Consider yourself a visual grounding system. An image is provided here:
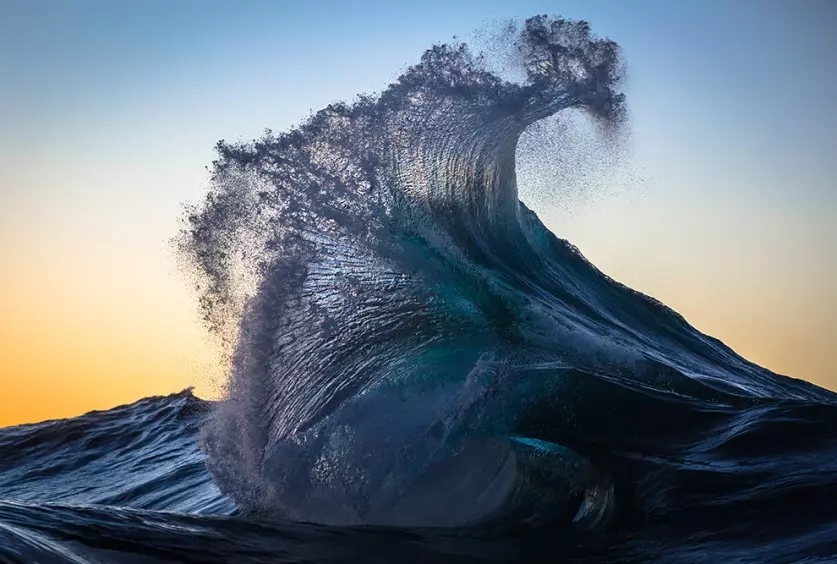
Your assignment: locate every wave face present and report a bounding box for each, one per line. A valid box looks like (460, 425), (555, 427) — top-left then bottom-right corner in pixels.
(3, 15), (837, 563)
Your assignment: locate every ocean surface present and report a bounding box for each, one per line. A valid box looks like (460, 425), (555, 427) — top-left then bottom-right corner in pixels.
(3, 16), (837, 563)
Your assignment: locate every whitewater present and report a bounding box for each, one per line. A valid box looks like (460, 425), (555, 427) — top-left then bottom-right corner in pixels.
(2, 16), (836, 563)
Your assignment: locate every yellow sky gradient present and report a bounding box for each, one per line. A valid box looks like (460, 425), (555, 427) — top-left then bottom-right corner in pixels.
(0, 239), (225, 426)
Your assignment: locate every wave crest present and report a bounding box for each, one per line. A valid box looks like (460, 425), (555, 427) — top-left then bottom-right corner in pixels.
(177, 15), (831, 527)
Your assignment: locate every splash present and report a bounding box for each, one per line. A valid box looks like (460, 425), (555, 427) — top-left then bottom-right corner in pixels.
(177, 15), (831, 528)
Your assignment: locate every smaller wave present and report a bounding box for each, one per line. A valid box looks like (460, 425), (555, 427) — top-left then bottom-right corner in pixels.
(0, 390), (232, 515)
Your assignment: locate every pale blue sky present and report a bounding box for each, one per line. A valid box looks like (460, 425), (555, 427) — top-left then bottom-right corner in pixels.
(1, 0), (835, 420)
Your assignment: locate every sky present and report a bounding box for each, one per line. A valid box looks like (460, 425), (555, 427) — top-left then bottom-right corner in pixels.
(1, 0), (835, 426)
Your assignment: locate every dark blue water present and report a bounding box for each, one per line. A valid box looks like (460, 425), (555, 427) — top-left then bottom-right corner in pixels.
(3, 15), (836, 563)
